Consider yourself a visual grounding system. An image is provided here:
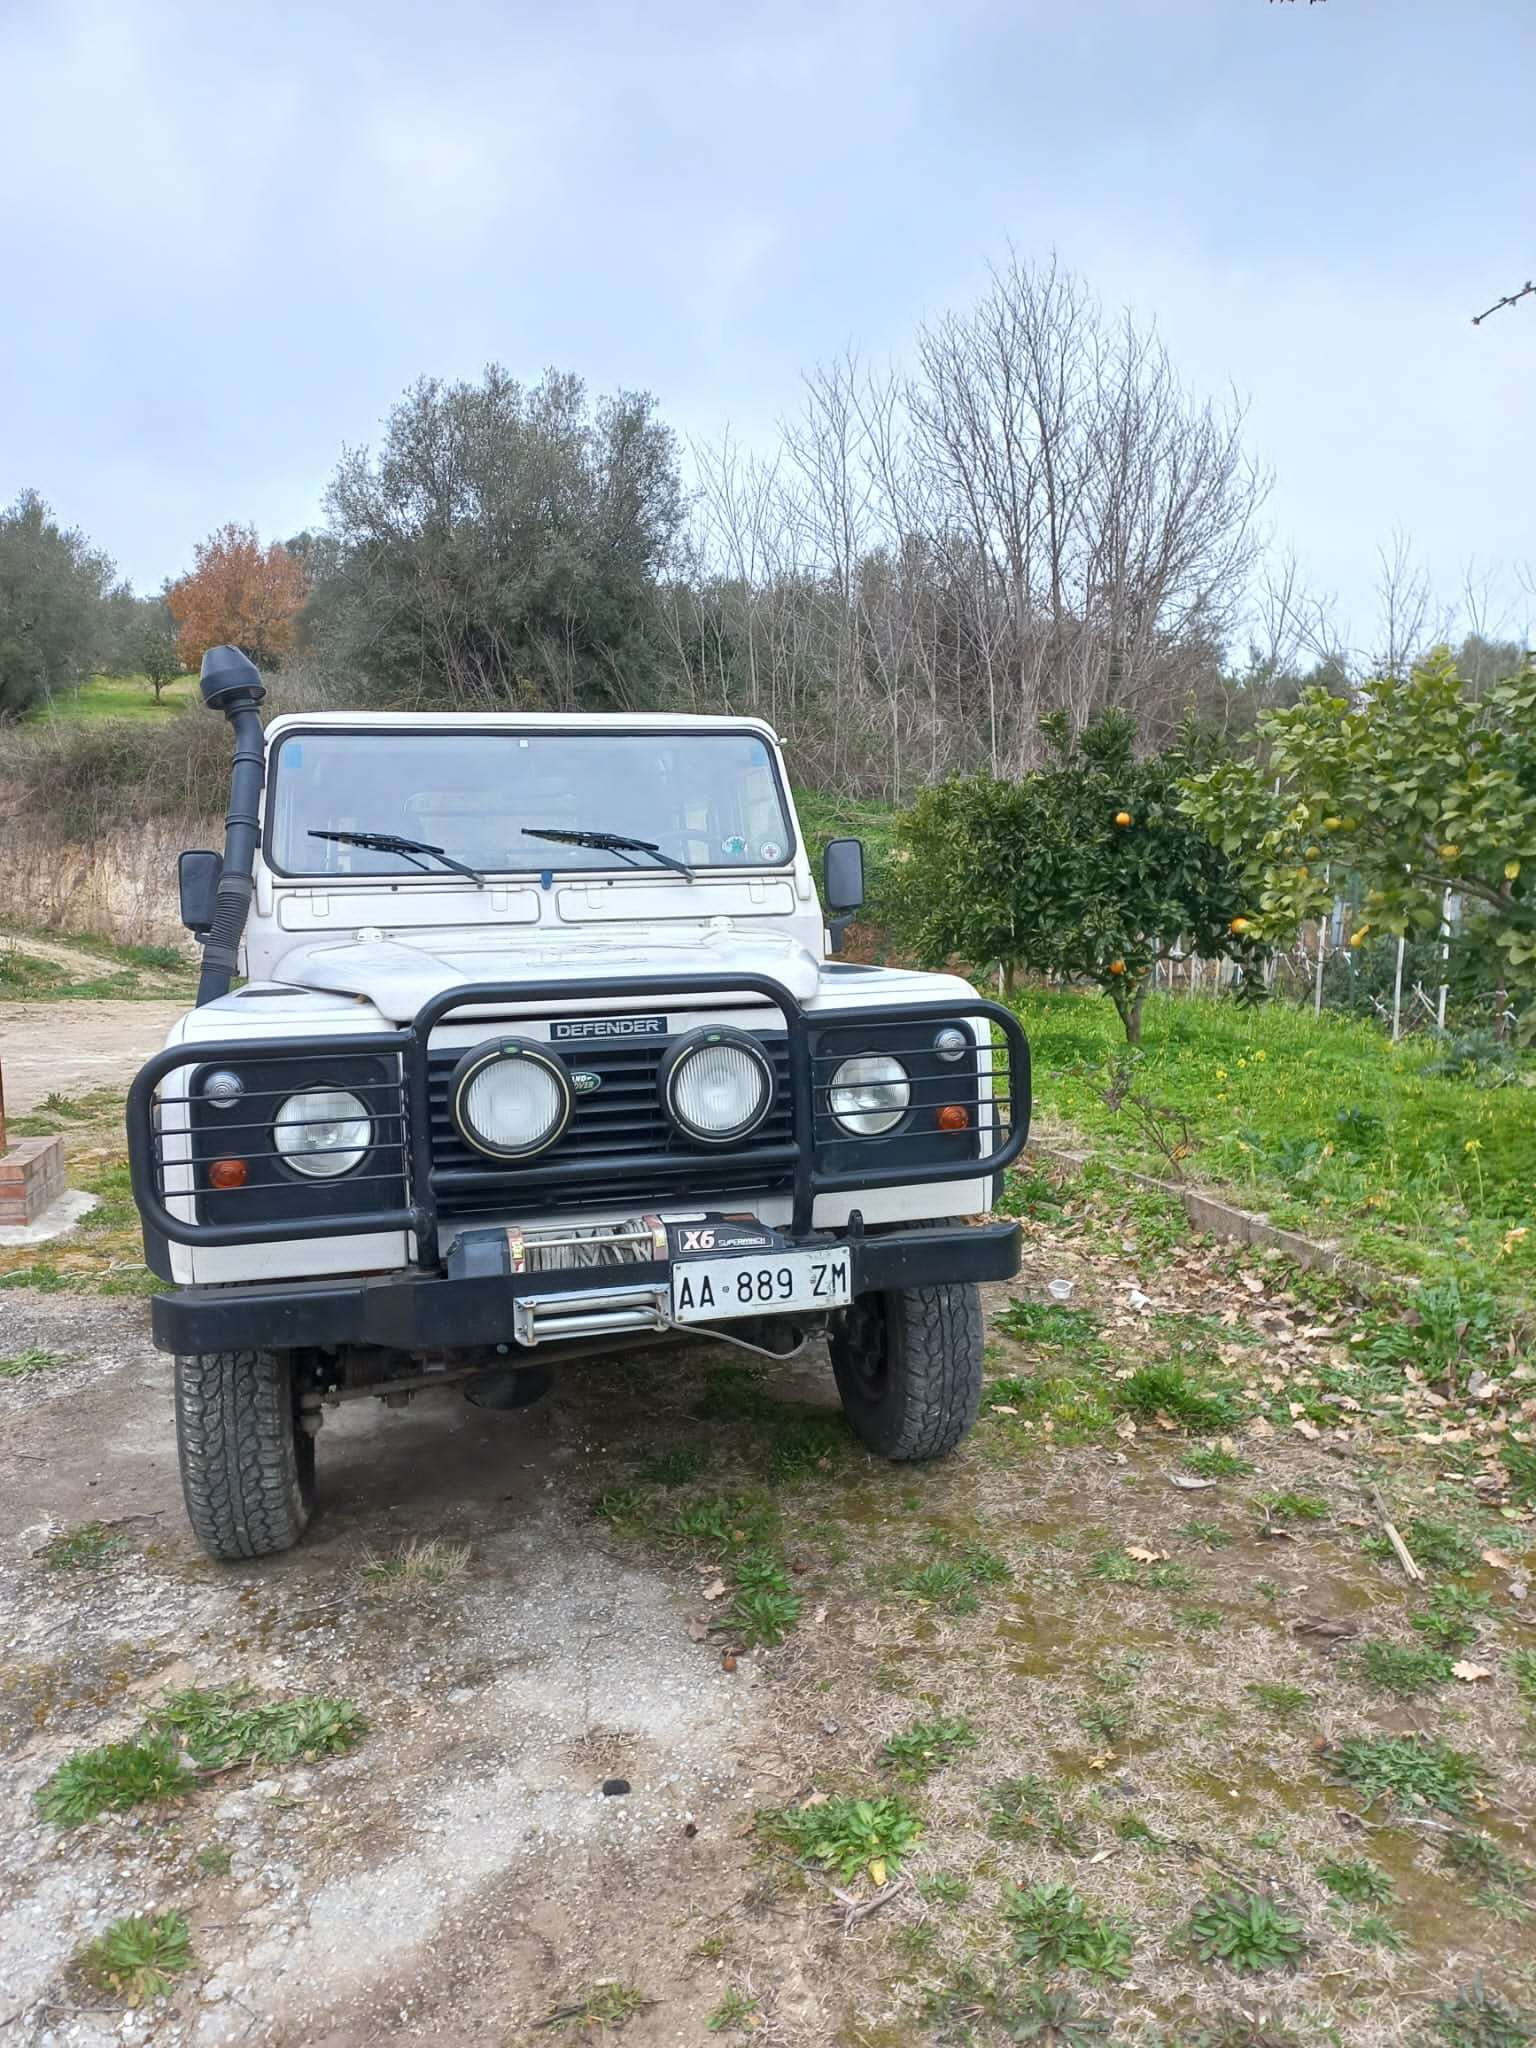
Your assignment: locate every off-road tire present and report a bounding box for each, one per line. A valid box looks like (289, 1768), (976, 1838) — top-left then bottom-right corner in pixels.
(829, 1282), (983, 1460)
(174, 1349), (315, 1561)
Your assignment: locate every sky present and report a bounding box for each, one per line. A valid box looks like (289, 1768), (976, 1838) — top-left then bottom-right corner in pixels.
(1, 0), (1531, 657)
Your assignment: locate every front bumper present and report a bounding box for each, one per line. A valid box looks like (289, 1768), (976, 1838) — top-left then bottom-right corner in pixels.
(148, 1219), (1022, 1356)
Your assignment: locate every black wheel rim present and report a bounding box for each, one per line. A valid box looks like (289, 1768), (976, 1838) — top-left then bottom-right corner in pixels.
(844, 1295), (891, 1403)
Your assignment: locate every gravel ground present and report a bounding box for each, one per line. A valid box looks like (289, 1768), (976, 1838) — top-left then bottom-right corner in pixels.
(0, 1292), (769, 2045)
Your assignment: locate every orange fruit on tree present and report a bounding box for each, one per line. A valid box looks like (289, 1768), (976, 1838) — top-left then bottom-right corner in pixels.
(1114, 810), (1132, 827)
(1108, 959), (1126, 976)
(1229, 916), (1250, 935)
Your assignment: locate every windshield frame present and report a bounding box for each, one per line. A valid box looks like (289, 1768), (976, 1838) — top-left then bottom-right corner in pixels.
(260, 722), (801, 882)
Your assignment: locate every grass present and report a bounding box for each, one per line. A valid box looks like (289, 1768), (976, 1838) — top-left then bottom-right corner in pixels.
(1186, 1888), (1307, 1973)
(880, 1714), (977, 1783)
(896, 1538), (1011, 1613)
(1326, 1734), (1487, 1816)
(1255, 1489), (1329, 1523)
(1182, 1445), (1254, 1479)
(35, 1732), (194, 1826)
(1002, 1880), (1134, 1979)
(361, 1537), (473, 1587)
(74, 1909), (193, 2005)
(1413, 1585), (1492, 1652)
(1009, 987), (1536, 1299)
(0, 1345), (66, 1378)
(757, 1794), (923, 1884)
(1510, 1649), (1536, 1701)
(1429, 1978), (1535, 2047)
(27, 670), (197, 722)
(40, 1520), (129, 1569)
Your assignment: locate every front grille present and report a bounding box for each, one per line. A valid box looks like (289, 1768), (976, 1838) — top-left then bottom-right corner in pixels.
(426, 1034), (795, 1220)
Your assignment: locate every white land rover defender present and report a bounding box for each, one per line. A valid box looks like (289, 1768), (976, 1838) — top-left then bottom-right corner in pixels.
(127, 648), (1030, 1560)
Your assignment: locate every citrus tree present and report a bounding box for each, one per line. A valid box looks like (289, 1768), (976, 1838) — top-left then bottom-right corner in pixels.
(891, 712), (1259, 1041)
(1184, 650), (1536, 1019)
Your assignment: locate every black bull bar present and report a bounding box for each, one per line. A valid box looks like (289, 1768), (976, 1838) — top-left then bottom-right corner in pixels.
(127, 973), (1032, 1268)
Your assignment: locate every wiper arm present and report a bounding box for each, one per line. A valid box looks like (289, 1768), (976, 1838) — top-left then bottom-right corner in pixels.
(522, 826), (695, 882)
(308, 829), (485, 884)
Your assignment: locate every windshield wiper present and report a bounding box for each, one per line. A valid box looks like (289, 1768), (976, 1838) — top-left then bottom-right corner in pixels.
(309, 829), (485, 884)
(522, 827), (695, 882)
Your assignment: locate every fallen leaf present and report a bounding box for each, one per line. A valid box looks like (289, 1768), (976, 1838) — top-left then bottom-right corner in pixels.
(1114, 1417), (1138, 1442)
(1250, 1416), (1275, 1438)
(1452, 1661), (1492, 1683)
(687, 1617), (711, 1642)
(702, 1578), (728, 1602)
(868, 1857), (887, 1888)
(1170, 1475), (1216, 1491)
(1126, 1546), (1167, 1564)
(801, 1791), (830, 1808)
(991, 1404), (1019, 1417)
(1293, 1615), (1359, 1640)
(1292, 1419), (1321, 1441)
(1482, 1549), (1515, 1572)
(1238, 1272), (1265, 1295)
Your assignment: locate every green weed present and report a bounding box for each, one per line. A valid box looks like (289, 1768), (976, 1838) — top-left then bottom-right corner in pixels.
(1358, 1641), (1455, 1697)
(1089, 1549), (1141, 1585)
(1176, 1606), (1225, 1634)
(1317, 1857), (1394, 1906)
(1002, 1880), (1133, 1979)
(984, 1775), (1085, 1853)
(634, 1445), (706, 1488)
(1509, 1649), (1536, 1701)
(879, 1714), (977, 1783)
(1147, 1561), (1196, 1591)
(1255, 1490), (1329, 1523)
(1187, 1889), (1307, 1973)
(1347, 1913), (1406, 1952)
(592, 1486), (652, 1524)
(1429, 1977), (1534, 2048)
(727, 1587), (800, 1647)
(36, 1733), (193, 1827)
(149, 1687), (366, 1768)
(40, 1521), (129, 1570)
(1076, 1699), (1131, 1741)
(993, 1299), (1101, 1347)
(757, 1794), (923, 1883)
(75, 1910), (193, 2005)
(195, 1842), (233, 1875)
(1412, 1585), (1492, 1652)
(0, 1345), (66, 1378)
(671, 1493), (779, 1551)
(1180, 1518), (1233, 1549)
(1363, 1515), (1480, 1575)
(1438, 1831), (1532, 1898)
(1182, 1446), (1254, 1479)
(1113, 1361), (1236, 1435)
(361, 1537), (471, 1585)
(915, 1872), (970, 1906)
(1326, 1734), (1486, 1815)
(539, 1984), (650, 2031)
(706, 1987), (761, 2034)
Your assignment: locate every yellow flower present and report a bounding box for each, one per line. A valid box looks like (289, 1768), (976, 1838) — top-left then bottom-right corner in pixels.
(1464, 1138), (1482, 1153)
(1215, 1067), (1228, 1080)
(1253, 1050), (1267, 1062)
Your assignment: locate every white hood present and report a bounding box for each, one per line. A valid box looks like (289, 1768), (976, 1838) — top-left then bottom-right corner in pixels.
(266, 924), (826, 1023)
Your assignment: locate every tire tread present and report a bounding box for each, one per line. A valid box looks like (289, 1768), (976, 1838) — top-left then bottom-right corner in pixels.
(174, 1349), (311, 1561)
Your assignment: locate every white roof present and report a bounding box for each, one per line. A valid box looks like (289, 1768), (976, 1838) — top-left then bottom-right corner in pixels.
(263, 709), (782, 742)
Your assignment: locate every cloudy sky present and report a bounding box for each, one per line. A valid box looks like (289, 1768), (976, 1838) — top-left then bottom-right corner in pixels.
(1, 0), (1531, 652)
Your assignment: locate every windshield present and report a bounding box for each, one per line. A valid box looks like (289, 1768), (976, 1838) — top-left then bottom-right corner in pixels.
(266, 728), (794, 878)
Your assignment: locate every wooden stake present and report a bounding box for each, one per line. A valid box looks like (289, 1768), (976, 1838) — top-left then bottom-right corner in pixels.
(1370, 1486), (1424, 1583)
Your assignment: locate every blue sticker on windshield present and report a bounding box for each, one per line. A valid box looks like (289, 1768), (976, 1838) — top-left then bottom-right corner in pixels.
(722, 835), (746, 856)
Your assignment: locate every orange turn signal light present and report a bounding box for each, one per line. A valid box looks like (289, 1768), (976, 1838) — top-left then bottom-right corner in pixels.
(937, 1104), (970, 1132)
(209, 1158), (248, 1189)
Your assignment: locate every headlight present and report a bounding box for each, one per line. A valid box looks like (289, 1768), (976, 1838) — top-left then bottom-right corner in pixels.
(829, 1053), (910, 1136)
(661, 1029), (774, 1145)
(273, 1088), (371, 1178)
(449, 1040), (572, 1159)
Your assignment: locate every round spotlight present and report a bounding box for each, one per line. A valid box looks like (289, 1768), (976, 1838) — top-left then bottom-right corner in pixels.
(828, 1053), (910, 1136)
(449, 1040), (573, 1159)
(273, 1087), (371, 1177)
(660, 1029), (774, 1145)
(934, 1025), (970, 1062)
(201, 1068), (245, 1109)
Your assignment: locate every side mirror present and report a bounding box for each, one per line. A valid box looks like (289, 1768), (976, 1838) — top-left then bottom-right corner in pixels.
(179, 850), (222, 935)
(823, 838), (865, 913)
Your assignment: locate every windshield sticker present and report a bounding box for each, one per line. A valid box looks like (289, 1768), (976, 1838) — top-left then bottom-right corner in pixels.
(722, 834), (746, 856)
(758, 840), (783, 863)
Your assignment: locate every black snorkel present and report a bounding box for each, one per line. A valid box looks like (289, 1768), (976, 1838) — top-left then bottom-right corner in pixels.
(195, 645), (266, 1006)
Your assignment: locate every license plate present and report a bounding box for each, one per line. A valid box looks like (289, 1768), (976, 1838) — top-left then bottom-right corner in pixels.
(671, 1246), (852, 1323)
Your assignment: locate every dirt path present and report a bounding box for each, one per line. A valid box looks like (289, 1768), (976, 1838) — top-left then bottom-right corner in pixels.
(2, 1195), (1532, 2046)
(0, 1001), (185, 1113)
